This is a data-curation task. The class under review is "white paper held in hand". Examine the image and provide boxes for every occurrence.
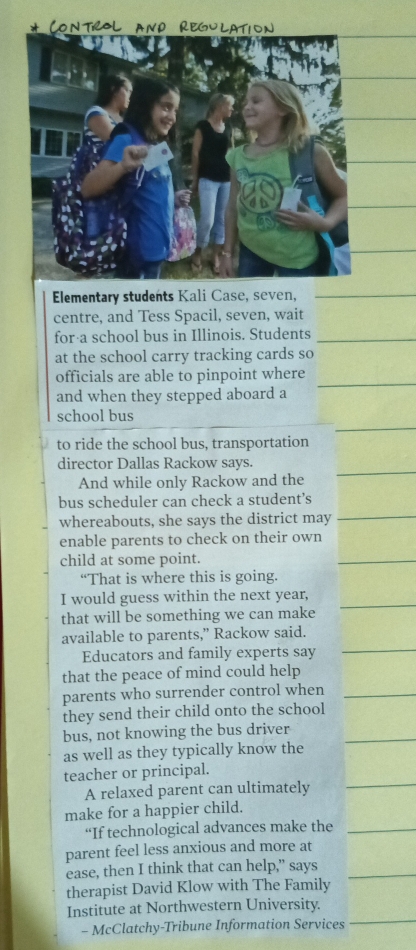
[142,141,174,171]
[280,186,302,211]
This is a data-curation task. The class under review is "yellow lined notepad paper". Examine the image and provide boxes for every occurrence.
[318,24,416,943]
[1,1,416,948]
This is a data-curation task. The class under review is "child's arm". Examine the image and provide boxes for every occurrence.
[276,143,347,233]
[81,146,148,199]
[87,113,115,143]
[314,143,348,230]
[220,171,239,278]
[191,129,203,195]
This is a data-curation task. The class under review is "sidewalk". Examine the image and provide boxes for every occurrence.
[33,200,78,281]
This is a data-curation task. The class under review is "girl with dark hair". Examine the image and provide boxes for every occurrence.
[82,77,190,279]
[84,75,132,143]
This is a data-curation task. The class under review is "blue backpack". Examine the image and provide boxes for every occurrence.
[51,127,141,276]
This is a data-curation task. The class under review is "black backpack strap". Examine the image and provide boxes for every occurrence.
[290,136,349,248]
[289,136,324,205]
[109,120,130,141]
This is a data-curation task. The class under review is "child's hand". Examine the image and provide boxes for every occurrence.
[276,202,327,232]
[175,189,192,207]
[121,145,148,173]
[219,253,234,278]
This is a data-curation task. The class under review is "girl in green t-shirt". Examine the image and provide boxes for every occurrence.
[220,79,347,278]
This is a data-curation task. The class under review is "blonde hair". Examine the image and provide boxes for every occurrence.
[206,93,234,118]
[248,79,314,151]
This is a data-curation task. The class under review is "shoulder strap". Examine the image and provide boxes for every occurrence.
[290,136,333,226]
[289,137,320,198]
[113,122,147,146]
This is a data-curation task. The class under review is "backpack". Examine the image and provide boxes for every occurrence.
[289,137,349,247]
[167,205,197,262]
[288,136,349,277]
[51,132,129,276]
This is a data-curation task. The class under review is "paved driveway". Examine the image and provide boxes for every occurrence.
[32,199,227,281]
[33,199,78,280]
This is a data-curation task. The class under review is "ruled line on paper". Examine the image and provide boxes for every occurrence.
[347,784,416,789]
[351,250,416,253]
[338,471,416,476]
[350,920,416,926]
[340,559,416,563]
[344,693,416,699]
[339,34,416,37]
[320,384,416,388]
[348,873,416,881]
[348,204,416,211]
[348,829,416,834]
[349,205,416,208]
[319,338,416,342]
[347,737,416,746]
[339,516,416,520]
[343,649,416,653]
[316,295,416,298]
[336,426,416,431]
[343,78,416,80]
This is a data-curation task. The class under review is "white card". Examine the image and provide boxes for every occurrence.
[142,140,173,171]
[280,186,302,211]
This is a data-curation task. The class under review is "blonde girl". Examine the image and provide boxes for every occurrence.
[220,79,347,278]
[191,92,234,275]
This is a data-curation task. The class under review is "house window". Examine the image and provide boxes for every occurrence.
[45,129,64,156]
[84,61,99,91]
[50,50,99,90]
[40,47,52,82]
[50,51,68,85]
[31,128,42,155]
[69,56,84,87]
[66,131,81,157]
[30,127,83,159]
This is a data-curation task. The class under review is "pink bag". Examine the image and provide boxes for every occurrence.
[168,205,197,262]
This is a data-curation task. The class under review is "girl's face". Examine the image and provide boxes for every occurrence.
[113,81,132,113]
[222,99,234,119]
[151,91,180,138]
[243,86,287,133]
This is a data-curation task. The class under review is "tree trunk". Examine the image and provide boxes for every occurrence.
[167,37,186,86]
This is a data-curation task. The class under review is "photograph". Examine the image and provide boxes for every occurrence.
[29,32,350,280]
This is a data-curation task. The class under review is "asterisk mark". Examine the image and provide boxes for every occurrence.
[30,23,39,32]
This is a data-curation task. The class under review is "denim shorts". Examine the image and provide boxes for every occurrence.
[238,243,319,278]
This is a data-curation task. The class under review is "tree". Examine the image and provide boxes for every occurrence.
[128,34,258,95]
[80,33,346,165]
[257,35,346,165]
